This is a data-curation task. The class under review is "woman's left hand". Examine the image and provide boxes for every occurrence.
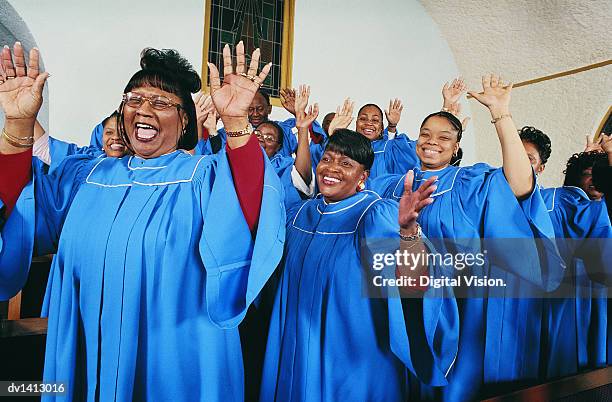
[208,41,271,131]
[398,170,437,233]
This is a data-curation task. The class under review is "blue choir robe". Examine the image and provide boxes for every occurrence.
[88,121,105,149]
[0,149,286,402]
[540,186,612,378]
[260,190,460,402]
[368,164,564,401]
[369,132,419,179]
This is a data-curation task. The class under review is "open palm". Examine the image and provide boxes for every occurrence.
[468,74,512,111]
[0,43,47,120]
[208,41,271,121]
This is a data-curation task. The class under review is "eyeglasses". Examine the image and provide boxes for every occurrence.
[122,92,182,111]
[254,130,280,144]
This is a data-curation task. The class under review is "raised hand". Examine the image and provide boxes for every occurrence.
[328,98,354,136]
[0,42,48,121]
[194,92,212,126]
[207,41,271,132]
[447,102,470,131]
[584,134,604,152]
[599,133,612,156]
[385,98,403,128]
[442,77,466,108]
[280,87,296,116]
[468,74,512,115]
[294,85,318,128]
[398,170,437,232]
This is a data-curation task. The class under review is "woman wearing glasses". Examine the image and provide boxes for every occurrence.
[0,42,284,402]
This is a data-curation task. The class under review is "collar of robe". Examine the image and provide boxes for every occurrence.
[390,165,461,199]
[129,150,190,170]
[316,190,381,215]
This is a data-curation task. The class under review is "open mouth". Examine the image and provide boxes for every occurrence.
[109,143,126,151]
[135,123,159,142]
[362,128,376,136]
[422,148,441,156]
[321,175,341,186]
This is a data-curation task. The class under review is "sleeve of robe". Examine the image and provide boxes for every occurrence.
[0,152,94,300]
[199,136,286,328]
[554,187,612,285]
[366,172,406,198]
[359,199,459,386]
[459,163,565,291]
[88,121,104,148]
[381,135,420,176]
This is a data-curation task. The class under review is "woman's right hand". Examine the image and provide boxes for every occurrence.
[0,43,48,121]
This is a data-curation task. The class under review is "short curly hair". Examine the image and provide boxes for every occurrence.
[519,126,552,164]
[563,151,607,187]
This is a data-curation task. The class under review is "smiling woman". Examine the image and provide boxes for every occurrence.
[117,48,200,157]
[0,41,283,402]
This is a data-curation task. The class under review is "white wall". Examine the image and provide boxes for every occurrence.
[8,0,205,144]
[6,0,468,161]
[420,0,612,187]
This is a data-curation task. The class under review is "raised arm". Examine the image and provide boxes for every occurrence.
[468,74,533,198]
[293,84,318,185]
[207,41,272,231]
[0,42,48,217]
[384,98,403,134]
[396,170,436,295]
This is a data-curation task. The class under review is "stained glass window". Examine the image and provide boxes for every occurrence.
[203,0,294,102]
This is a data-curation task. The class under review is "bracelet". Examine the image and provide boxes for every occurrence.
[399,224,422,242]
[387,124,397,129]
[490,113,512,124]
[225,124,253,138]
[2,128,34,148]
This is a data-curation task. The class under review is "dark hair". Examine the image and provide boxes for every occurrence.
[101,111,119,129]
[519,126,552,164]
[258,121,284,148]
[118,48,201,151]
[450,147,463,166]
[324,129,374,171]
[358,103,384,120]
[257,89,271,106]
[563,151,607,187]
[420,111,463,142]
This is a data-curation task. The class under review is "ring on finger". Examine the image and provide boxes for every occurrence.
[6,75,15,79]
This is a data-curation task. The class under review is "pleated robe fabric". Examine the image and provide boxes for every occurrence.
[0,149,286,402]
[260,190,460,402]
[540,186,611,378]
[368,164,564,401]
